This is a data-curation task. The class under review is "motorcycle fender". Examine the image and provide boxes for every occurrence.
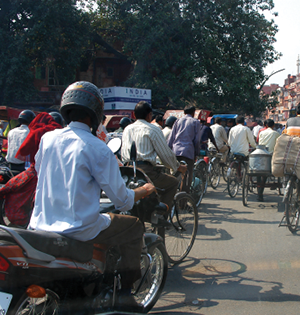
[144,233,163,249]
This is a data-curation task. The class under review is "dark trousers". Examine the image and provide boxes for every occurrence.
[136,164,179,210]
[89,213,144,289]
[257,176,267,197]
[9,162,25,172]
[176,156,194,194]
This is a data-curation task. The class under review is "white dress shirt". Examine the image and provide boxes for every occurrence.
[122,119,179,172]
[228,124,256,156]
[208,123,228,149]
[162,126,172,141]
[29,121,135,241]
[258,127,280,153]
[252,125,263,138]
[6,125,29,164]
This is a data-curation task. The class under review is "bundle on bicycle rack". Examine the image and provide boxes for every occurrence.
[272,133,300,178]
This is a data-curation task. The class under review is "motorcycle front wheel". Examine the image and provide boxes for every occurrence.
[10,289,60,315]
[133,243,168,313]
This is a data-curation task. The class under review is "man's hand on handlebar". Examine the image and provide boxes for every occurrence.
[134,183,156,202]
[177,164,187,174]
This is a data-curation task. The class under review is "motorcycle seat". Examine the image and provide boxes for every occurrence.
[0,227,94,263]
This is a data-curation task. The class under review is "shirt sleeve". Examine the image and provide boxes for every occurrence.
[193,120,201,157]
[152,129,179,172]
[247,128,257,148]
[94,145,135,212]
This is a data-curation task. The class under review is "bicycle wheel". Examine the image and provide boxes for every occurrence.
[242,172,249,206]
[190,162,207,206]
[285,177,300,233]
[209,158,220,189]
[227,162,239,198]
[222,164,228,182]
[164,192,198,264]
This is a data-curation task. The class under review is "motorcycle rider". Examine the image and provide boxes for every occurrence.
[162,116,177,141]
[28,81,156,312]
[115,116,132,134]
[6,110,36,172]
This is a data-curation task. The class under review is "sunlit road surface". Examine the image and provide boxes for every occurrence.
[150,180,300,315]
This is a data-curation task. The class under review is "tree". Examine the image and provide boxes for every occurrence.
[95,0,280,113]
[0,0,91,105]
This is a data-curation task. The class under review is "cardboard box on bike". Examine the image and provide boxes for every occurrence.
[272,133,300,177]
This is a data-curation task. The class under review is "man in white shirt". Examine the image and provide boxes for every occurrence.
[228,116,256,156]
[208,117,229,163]
[29,81,155,310]
[258,119,280,153]
[162,116,177,141]
[256,119,280,202]
[6,110,35,172]
[252,121,263,142]
[122,101,186,211]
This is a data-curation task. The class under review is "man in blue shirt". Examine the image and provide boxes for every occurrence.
[168,105,201,193]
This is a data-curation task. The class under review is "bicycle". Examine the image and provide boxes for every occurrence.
[207,148,223,189]
[150,163,198,265]
[221,151,230,182]
[227,153,248,198]
[280,172,300,233]
[190,157,208,207]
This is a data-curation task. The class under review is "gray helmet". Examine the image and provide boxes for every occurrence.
[119,117,131,129]
[18,110,36,125]
[49,112,64,126]
[165,116,177,128]
[60,81,104,130]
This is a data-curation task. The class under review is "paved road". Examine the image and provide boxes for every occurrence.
[150,179,300,315]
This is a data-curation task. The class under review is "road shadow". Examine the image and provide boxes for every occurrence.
[152,257,300,314]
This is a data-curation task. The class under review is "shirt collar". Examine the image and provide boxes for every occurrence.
[69,121,92,133]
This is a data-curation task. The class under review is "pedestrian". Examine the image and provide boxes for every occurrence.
[168,105,201,193]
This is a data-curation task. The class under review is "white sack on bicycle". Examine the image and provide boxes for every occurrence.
[272,133,300,177]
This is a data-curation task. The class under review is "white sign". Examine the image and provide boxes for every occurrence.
[99,87,151,110]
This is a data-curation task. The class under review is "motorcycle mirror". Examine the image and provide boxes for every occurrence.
[130,141,137,180]
[107,137,122,155]
[130,141,137,162]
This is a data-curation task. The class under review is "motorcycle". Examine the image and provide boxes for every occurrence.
[0,143,168,315]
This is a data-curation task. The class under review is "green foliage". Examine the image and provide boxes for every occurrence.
[95,0,280,114]
[0,0,91,105]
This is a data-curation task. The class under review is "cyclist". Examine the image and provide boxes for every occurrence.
[168,105,201,193]
[282,103,300,136]
[257,119,280,201]
[121,101,187,211]
[228,116,256,157]
[208,117,229,164]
